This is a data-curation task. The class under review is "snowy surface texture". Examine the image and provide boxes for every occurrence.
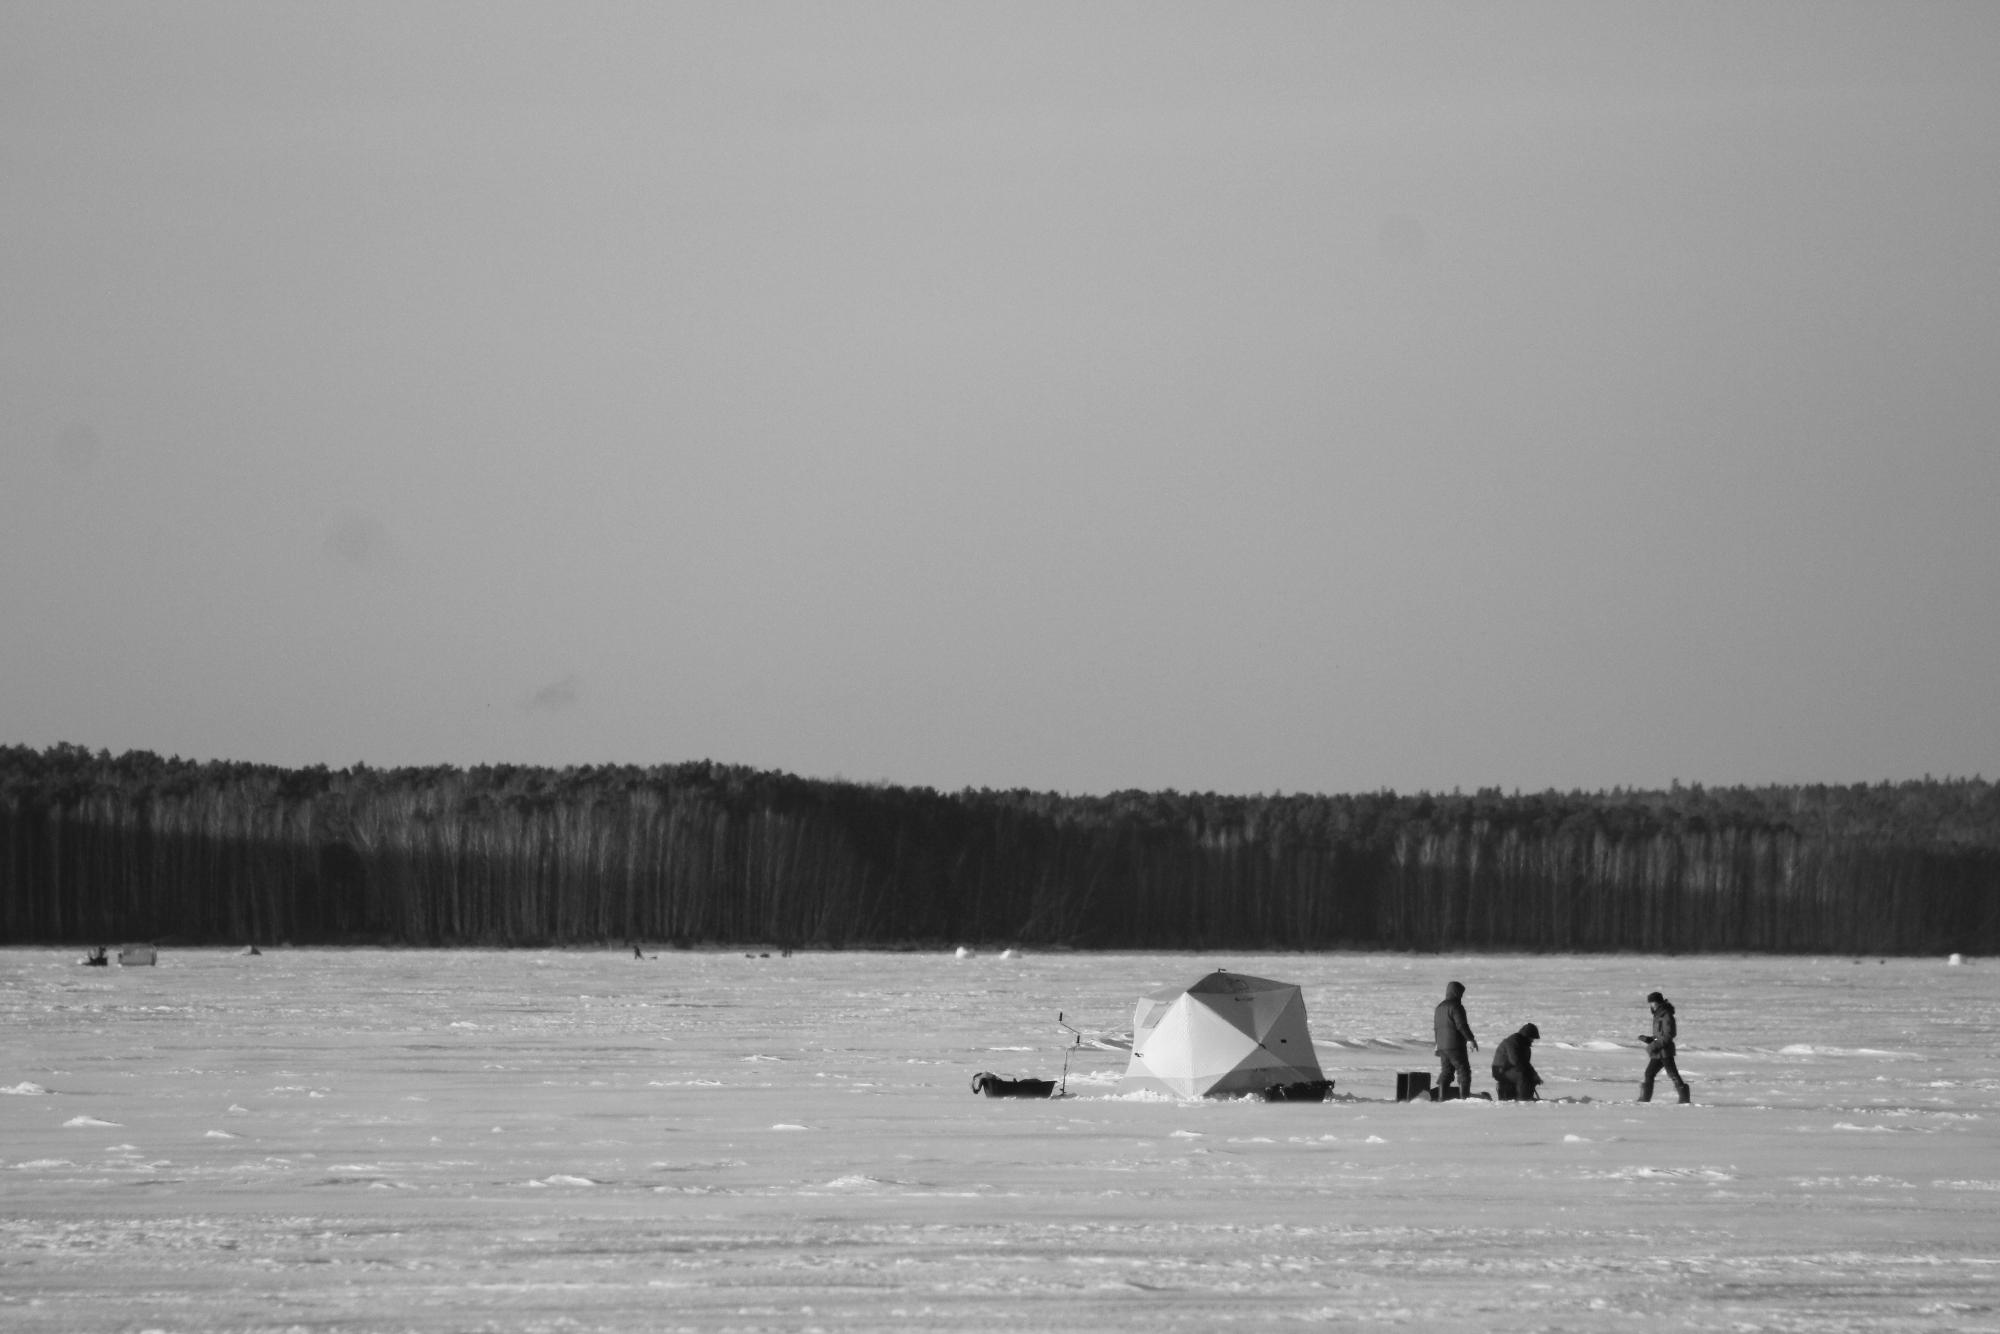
[2,948,1996,1332]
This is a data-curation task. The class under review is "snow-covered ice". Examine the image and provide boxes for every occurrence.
[1,947,1995,1331]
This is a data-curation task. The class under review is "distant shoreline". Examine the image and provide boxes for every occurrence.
[4,744,1995,954]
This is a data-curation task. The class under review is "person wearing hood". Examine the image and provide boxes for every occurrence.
[1492,1023,1542,1101]
[1638,991,1691,1103]
[1432,980,1478,1099]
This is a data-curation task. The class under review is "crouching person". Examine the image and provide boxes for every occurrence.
[1491,1023,1542,1101]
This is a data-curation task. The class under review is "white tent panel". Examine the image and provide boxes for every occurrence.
[1174,998,1262,1079]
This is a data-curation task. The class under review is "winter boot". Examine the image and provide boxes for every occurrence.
[1637,1081,1654,1103]
[1675,1082,1691,1104]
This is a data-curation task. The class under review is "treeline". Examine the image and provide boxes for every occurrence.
[2,743,1996,953]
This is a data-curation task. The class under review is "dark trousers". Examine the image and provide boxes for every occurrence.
[1494,1071,1538,1101]
[1437,1050,1472,1096]
[1641,1049,1687,1098]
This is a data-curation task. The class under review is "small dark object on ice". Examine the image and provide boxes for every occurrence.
[83,946,109,967]
[1395,1071,1432,1102]
[1259,1079,1335,1102]
[970,1072,1056,1098]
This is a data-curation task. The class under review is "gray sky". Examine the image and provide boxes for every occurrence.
[4,2,1997,795]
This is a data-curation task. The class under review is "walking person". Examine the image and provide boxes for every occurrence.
[1433,980,1478,1099]
[1638,991,1691,1103]
[1491,1023,1542,1101]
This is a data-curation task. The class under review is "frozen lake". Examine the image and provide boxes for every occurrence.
[3,948,1997,1331]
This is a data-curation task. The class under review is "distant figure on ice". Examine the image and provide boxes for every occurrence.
[1491,1023,1542,1101]
[1433,980,1478,1098]
[1637,991,1691,1103]
[632,942,644,960]
[83,945,109,967]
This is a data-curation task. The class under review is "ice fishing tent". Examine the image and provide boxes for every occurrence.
[1118,970,1325,1098]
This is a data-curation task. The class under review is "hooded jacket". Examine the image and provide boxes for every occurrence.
[1433,981,1476,1055]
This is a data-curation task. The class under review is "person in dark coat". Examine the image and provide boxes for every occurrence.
[1433,980,1478,1098]
[1637,991,1691,1103]
[1491,1023,1542,1101]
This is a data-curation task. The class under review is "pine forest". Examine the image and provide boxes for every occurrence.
[3,744,1995,954]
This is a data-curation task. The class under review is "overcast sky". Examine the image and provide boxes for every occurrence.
[4,3,1996,795]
